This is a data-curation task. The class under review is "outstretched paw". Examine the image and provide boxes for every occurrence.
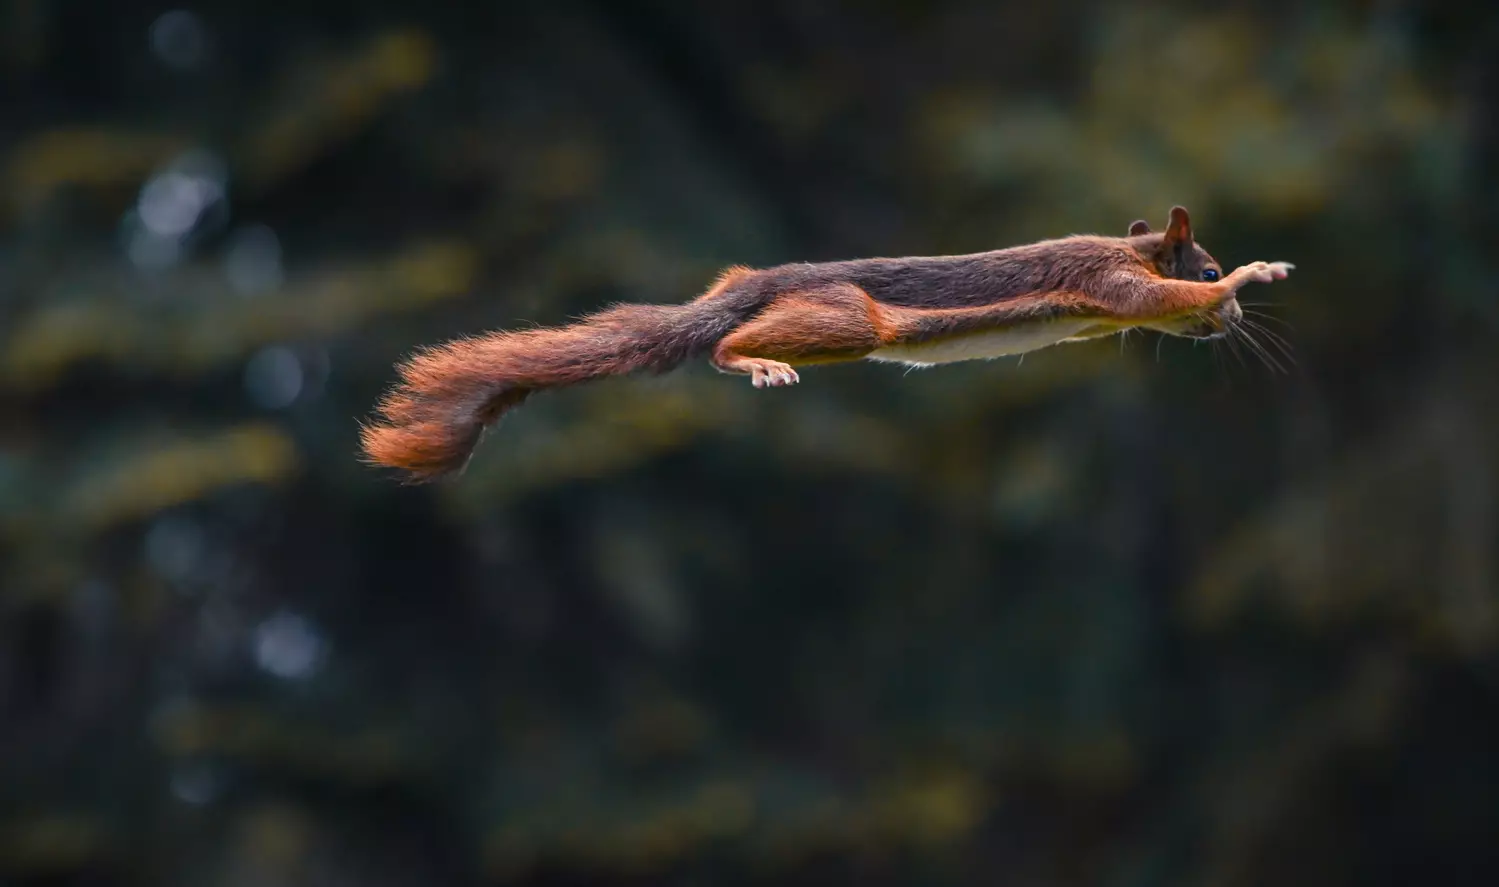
[1262,260,1294,281]
[748,359,800,389]
[1231,260,1296,287]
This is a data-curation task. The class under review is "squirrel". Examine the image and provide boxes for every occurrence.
[359,205,1293,482]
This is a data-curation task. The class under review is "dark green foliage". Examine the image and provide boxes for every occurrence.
[2,1,1498,885]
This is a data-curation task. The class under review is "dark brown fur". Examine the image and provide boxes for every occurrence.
[360,206,1288,482]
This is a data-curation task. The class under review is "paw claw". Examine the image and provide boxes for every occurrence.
[743,360,799,389]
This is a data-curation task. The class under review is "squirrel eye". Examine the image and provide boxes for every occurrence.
[1201,268,1220,281]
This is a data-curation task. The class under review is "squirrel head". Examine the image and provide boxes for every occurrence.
[1127,206,1223,284]
[1129,206,1239,340]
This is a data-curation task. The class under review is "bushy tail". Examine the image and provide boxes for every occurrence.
[360,270,760,482]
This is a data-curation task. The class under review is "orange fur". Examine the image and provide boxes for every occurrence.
[359,206,1292,483]
[713,284,892,368]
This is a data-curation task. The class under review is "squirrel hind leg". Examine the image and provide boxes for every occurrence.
[709,284,890,388]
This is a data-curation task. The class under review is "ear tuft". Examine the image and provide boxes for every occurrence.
[1164,205,1193,246]
[1128,220,1151,236]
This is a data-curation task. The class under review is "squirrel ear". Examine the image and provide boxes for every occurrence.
[1128,220,1152,236]
[1163,205,1193,246]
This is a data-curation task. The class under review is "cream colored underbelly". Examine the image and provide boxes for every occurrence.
[864,320,1104,367]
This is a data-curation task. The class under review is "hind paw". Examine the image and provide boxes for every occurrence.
[748,360,800,389]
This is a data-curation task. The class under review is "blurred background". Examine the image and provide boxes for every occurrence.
[3,0,1498,885]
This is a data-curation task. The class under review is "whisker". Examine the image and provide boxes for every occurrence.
[1240,308,1296,331]
[1242,319,1295,358]
[1216,338,1245,391]
[1229,323,1272,373]
[1233,323,1287,374]
[1209,337,1233,387]
[1239,318,1298,368]
[1247,314,1295,343]
[1227,327,1268,374]
[1220,326,1251,374]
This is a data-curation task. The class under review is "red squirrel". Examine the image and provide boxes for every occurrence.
[360,205,1292,482]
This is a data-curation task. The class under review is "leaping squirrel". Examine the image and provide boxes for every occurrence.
[360,205,1293,482]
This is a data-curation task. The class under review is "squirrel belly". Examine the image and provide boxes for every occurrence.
[863,318,1112,367]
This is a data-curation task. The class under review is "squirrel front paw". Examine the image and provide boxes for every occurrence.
[1228,260,1295,287]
